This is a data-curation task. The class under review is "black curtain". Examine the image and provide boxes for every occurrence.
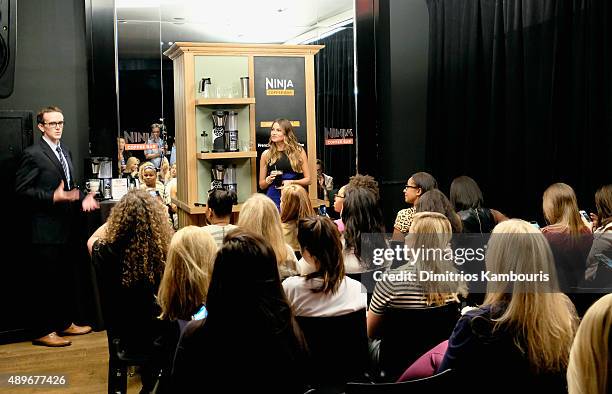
[426,0,611,223]
[312,26,357,192]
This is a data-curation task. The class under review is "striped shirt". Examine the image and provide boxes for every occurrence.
[369,264,459,314]
[202,224,238,248]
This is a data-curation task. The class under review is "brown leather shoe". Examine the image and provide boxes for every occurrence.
[32,332,71,347]
[59,323,92,336]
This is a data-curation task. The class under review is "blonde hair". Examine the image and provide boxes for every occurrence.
[484,219,578,373]
[567,293,612,394]
[238,193,291,270]
[158,226,217,320]
[408,212,467,304]
[125,156,140,173]
[280,184,313,223]
[267,118,303,172]
[543,183,587,236]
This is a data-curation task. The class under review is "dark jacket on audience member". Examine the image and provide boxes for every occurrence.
[171,317,306,393]
[458,208,496,233]
[438,304,567,393]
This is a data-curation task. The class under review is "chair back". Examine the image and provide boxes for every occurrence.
[296,309,368,386]
[378,303,460,381]
[345,369,455,394]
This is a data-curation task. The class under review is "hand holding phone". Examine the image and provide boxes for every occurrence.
[579,210,591,223]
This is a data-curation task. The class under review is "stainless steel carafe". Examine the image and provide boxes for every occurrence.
[224,111,239,152]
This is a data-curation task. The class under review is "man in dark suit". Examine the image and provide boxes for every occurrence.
[15,106,99,347]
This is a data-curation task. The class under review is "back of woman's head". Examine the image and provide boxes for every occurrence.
[450,175,484,211]
[595,184,612,229]
[237,193,287,264]
[567,293,612,394]
[341,187,386,265]
[297,216,344,294]
[415,189,463,233]
[103,189,173,287]
[410,172,438,193]
[207,189,237,218]
[409,212,453,252]
[348,174,380,200]
[408,212,466,303]
[158,226,217,320]
[207,229,291,322]
[484,219,578,373]
[542,183,585,235]
[280,184,313,223]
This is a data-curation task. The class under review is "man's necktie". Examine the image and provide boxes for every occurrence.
[56,146,70,189]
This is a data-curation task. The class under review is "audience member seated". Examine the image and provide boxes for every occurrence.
[450,175,508,233]
[158,225,218,323]
[540,183,593,291]
[238,193,299,280]
[348,173,381,201]
[392,172,438,241]
[368,212,466,380]
[584,184,612,284]
[284,216,368,386]
[158,157,171,185]
[415,189,463,233]
[155,226,217,392]
[202,189,238,248]
[123,156,140,187]
[281,184,315,260]
[567,293,612,394]
[438,219,578,392]
[333,184,347,232]
[342,187,388,274]
[139,161,165,198]
[87,189,174,392]
[171,230,307,393]
[285,215,367,317]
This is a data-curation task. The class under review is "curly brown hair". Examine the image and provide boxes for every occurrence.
[100,189,174,287]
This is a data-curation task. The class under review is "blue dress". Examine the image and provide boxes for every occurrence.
[265,151,303,209]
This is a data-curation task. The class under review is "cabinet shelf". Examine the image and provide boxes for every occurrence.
[197,151,257,160]
[196,98,255,106]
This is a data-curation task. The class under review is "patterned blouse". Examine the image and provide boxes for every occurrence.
[394,207,416,233]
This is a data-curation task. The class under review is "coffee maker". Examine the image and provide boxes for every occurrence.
[211,111,226,152]
[85,156,112,200]
[224,111,239,152]
[211,164,225,191]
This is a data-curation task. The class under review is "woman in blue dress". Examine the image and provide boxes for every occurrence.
[258,118,311,209]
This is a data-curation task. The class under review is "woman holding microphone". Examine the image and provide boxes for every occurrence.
[259,118,311,209]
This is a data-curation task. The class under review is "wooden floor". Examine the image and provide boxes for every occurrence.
[0,331,142,394]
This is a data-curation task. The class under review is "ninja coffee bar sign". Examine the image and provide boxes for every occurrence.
[254,56,307,152]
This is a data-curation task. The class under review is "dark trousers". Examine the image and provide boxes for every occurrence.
[30,243,76,338]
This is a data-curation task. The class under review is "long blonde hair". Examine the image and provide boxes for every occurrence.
[238,193,290,267]
[567,293,612,394]
[543,183,587,236]
[158,226,217,320]
[408,212,467,305]
[484,219,578,373]
[267,118,303,172]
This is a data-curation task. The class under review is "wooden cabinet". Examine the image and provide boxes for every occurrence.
[164,43,323,227]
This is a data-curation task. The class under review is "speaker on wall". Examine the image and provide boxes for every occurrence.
[0,0,16,98]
